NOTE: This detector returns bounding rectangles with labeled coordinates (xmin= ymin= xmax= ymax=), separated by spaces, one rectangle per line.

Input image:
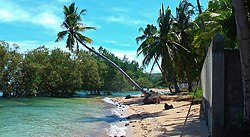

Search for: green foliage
xmin=136 ymin=1 xmax=196 ymax=92
xmin=193 ymin=0 xmax=238 ymax=49
xmin=0 ymin=41 xmax=153 ymax=98
xmin=136 ymin=77 xmax=154 ymax=89
xmin=188 ymin=89 xmax=203 ymax=100
xmin=55 ymin=2 xmax=95 ymax=54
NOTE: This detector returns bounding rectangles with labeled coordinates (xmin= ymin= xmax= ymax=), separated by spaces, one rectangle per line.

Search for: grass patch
xmin=188 ymin=89 xmax=203 ymax=100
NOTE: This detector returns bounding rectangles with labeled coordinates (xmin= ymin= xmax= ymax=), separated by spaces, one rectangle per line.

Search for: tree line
xmin=0 ymin=41 xmax=154 ymax=98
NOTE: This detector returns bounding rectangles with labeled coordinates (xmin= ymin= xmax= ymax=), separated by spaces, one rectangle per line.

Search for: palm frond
xmin=84 ymin=26 xmax=96 ymax=30
xmin=76 ymin=32 xmax=92 ymax=43
xmin=79 ymin=9 xmax=87 ymax=15
xmin=57 ymin=3 xmax=96 ymax=54
xmin=55 ymin=30 xmax=68 ymax=42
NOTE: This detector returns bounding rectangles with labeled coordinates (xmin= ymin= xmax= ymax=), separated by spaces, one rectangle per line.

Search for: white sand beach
xmin=108 ymin=93 xmax=209 ymax=137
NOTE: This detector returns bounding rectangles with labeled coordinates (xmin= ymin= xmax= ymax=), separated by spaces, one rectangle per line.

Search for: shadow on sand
xmin=76 ymin=115 xmax=127 ymax=123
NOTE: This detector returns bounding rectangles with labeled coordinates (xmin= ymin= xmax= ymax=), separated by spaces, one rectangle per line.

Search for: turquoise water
xmin=0 ymin=97 xmax=109 ymax=137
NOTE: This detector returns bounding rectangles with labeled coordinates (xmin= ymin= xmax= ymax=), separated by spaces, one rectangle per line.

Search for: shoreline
xmin=107 ymin=93 xmax=208 ymax=137
xmin=102 ymin=97 xmax=131 ymax=137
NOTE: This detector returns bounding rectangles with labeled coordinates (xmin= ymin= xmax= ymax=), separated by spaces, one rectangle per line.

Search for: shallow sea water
xmin=0 ymin=91 xmax=141 ymax=137
xmin=0 ymin=97 xmax=109 ymax=137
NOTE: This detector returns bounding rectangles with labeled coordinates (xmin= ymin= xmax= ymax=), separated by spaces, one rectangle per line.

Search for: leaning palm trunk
xmin=233 ymin=0 xmax=250 ymax=124
xmin=74 ymin=35 xmax=147 ymax=94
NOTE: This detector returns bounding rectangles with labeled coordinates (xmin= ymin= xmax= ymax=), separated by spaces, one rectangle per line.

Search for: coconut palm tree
xmin=193 ymin=0 xmax=237 ymax=50
xmin=56 ymin=3 xmax=146 ymax=94
xmin=172 ymin=0 xmax=196 ymax=92
xmin=136 ymin=24 xmax=160 ymax=69
xmin=136 ymin=5 xmax=187 ymax=92
xmin=136 ymin=24 xmax=174 ymax=91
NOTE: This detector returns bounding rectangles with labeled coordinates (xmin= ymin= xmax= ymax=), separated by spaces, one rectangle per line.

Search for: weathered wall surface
xmin=201 ymin=34 xmax=243 ymax=137
xmin=224 ymin=50 xmax=243 ymax=128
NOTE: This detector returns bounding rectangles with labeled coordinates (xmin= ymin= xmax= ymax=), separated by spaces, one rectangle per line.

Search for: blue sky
xmin=0 ymin=0 xmax=208 ymax=72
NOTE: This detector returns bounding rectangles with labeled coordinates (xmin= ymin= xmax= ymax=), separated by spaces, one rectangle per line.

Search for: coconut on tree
xmin=55 ymin=3 xmax=147 ymax=94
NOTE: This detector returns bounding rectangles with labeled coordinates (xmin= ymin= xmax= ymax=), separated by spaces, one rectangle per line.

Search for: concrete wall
xmin=201 ymin=33 xmax=225 ymax=137
xmin=201 ymin=34 xmax=243 ymax=136
xmin=224 ymin=50 xmax=243 ymax=128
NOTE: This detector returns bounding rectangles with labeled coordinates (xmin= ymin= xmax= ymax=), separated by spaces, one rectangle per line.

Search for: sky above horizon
xmin=0 ymin=0 xmax=208 ymax=73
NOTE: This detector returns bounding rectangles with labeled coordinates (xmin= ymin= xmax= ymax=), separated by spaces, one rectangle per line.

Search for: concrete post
xmin=211 ymin=33 xmax=224 ymax=137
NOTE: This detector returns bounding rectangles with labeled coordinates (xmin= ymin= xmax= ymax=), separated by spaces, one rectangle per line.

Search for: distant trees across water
xmin=0 ymin=41 xmax=155 ymax=98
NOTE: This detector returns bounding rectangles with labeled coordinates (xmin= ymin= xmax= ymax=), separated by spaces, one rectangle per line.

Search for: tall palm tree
xmin=136 ymin=24 xmax=173 ymax=91
xmin=56 ymin=3 xmax=147 ymax=94
xmin=136 ymin=5 xmax=187 ymax=92
xmin=136 ymin=24 xmax=160 ymax=69
xmin=172 ymin=0 xmax=196 ymax=92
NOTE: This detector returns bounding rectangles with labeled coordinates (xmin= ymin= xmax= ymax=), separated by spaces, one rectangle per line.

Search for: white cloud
xmin=104 ymin=40 xmax=131 ymax=47
xmin=0 ymin=1 xmax=101 ymax=33
xmin=37 ymin=13 xmax=59 ymax=26
xmin=105 ymin=40 xmax=118 ymax=44
xmin=85 ymin=21 xmax=102 ymax=29
xmin=105 ymin=15 xmax=146 ymax=26
xmin=106 ymin=16 xmax=124 ymax=22
xmin=0 ymin=1 xmax=61 ymax=32
xmin=0 ymin=2 xmax=30 ymax=22
xmin=31 ymin=12 xmax=61 ymax=31
xmin=119 ymin=43 xmax=130 ymax=47
xmin=103 ymin=7 xmax=147 ymax=26
xmin=0 ymin=9 xmax=12 ymax=20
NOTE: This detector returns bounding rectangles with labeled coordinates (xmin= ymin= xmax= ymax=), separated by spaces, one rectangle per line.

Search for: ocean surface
xmin=0 ymin=91 xmax=140 ymax=137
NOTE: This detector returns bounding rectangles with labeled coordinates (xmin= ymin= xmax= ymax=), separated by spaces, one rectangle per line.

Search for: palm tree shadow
xmin=127 ymin=110 xmax=168 ymax=120
xmin=156 ymin=116 xmax=209 ymax=137
xmin=76 ymin=110 xmax=167 ymax=124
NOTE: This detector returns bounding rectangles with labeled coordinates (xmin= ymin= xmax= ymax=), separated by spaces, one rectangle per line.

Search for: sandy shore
xmin=110 ymin=94 xmax=209 ymax=137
